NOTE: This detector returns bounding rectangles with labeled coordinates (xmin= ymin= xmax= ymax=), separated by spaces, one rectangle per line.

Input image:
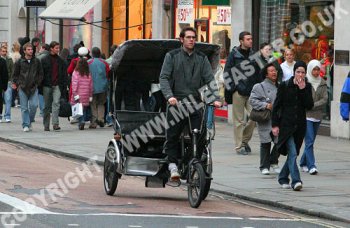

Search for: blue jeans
xmin=78 ymin=106 xmax=89 ymax=125
xmin=278 ymin=136 xmax=302 ymax=188
xmin=18 ymin=88 xmax=38 ymax=128
xmin=4 ymin=83 xmax=13 ymax=120
xmin=206 ymin=105 xmax=214 ymax=129
xmin=38 ymin=94 xmax=45 ymax=117
xmin=300 ymin=120 xmax=320 ymax=169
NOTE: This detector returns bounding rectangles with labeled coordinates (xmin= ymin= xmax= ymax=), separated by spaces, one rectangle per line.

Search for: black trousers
xmin=260 ymin=142 xmax=280 ymax=170
xmin=163 ymin=104 xmax=203 ymax=164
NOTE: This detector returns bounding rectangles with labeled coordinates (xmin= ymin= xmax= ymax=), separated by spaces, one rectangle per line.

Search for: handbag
xmin=72 ymin=102 xmax=83 ymax=119
xmin=249 ymin=84 xmax=271 ymax=122
xmin=59 ymin=98 xmax=72 ymax=118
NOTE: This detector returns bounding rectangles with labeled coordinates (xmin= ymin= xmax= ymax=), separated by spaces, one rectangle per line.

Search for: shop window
xmin=113 ymin=0 xmax=126 ymax=44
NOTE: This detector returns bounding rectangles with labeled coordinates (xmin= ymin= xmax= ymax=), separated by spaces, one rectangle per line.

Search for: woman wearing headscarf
xmin=272 ymin=61 xmax=314 ymax=191
xmin=299 ymin=60 xmax=328 ymax=175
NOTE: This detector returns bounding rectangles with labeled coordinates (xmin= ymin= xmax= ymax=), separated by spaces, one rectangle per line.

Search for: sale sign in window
xmin=177 ymin=0 xmax=194 ymax=24
xmin=217 ymin=6 xmax=231 ymax=25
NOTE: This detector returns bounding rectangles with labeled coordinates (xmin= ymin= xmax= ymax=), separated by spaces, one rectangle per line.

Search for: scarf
xmin=306 ymin=59 xmax=321 ymax=91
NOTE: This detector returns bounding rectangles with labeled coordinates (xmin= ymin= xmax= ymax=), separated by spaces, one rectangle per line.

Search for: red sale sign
xmin=177 ymin=0 xmax=193 ymax=24
xmin=217 ymin=6 xmax=231 ymax=25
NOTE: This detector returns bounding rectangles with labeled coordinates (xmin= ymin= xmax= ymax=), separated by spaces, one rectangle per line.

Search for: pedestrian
xmin=340 ymin=72 xmax=350 ymax=121
xmin=41 ymin=41 xmax=68 ymax=131
xmin=31 ymin=37 xmax=40 ymax=57
xmin=36 ymin=43 xmax=50 ymax=117
xmin=12 ymin=42 xmax=43 ymax=132
xmin=88 ymin=47 xmax=110 ymax=128
xmin=0 ymin=46 xmax=14 ymax=122
xmin=299 ymin=60 xmax=327 ymax=175
xmin=159 ymin=26 xmax=222 ymax=181
xmin=249 ymin=63 xmax=280 ymax=175
xmin=0 ymin=51 xmax=9 ymax=122
xmin=280 ymin=48 xmax=296 ymax=81
xmin=272 ymin=61 xmax=314 ymax=191
xmin=257 ymin=42 xmax=283 ymax=83
xmin=224 ymin=31 xmax=259 ymax=155
xmin=70 ymin=57 xmax=93 ymax=130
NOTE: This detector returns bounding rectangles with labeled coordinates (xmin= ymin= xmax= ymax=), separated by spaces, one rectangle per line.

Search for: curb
xmin=1 ymin=136 xmax=349 ymax=224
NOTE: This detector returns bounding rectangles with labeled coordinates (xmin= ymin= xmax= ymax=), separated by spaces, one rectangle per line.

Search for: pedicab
xmin=103 ymin=39 xmax=220 ymax=208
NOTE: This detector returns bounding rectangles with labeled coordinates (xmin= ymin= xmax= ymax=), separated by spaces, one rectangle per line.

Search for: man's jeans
xmin=300 ymin=120 xmax=321 ymax=169
xmin=278 ymin=136 xmax=302 ymax=188
xmin=43 ymin=86 xmax=61 ymax=127
xmin=18 ymin=88 xmax=38 ymax=128
xmin=4 ymin=82 xmax=13 ymax=120
xmin=38 ymin=94 xmax=45 ymax=117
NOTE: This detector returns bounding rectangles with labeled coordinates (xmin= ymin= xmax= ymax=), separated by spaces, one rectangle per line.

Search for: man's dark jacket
xmin=224 ymin=46 xmax=261 ymax=104
xmin=41 ymin=54 xmax=68 ymax=97
xmin=271 ymin=77 xmax=314 ymax=156
xmin=12 ymin=57 xmax=43 ymax=96
xmin=159 ymin=48 xmax=219 ymax=102
xmin=0 ymin=58 xmax=8 ymax=91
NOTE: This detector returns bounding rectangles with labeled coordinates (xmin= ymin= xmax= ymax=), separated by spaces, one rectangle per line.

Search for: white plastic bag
xmin=72 ymin=103 xmax=83 ymax=119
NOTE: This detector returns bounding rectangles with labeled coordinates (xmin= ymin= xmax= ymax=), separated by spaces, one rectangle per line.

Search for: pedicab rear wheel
xmin=202 ymin=179 xmax=211 ymax=200
xmin=188 ymin=162 xmax=206 ymax=208
xmin=104 ymin=145 xmax=119 ymax=195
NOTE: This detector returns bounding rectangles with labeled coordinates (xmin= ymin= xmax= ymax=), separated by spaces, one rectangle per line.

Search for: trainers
xmin=44 ymin=127 xmax=50 ymax=131
xmin=236 ymin=147 xmax=248 ymax=155
xmin=53 ymin=124 xmax=61 ymax=131
xmin=293 ymin=182 xmax=303 ymax=191
xmin=23 ymin=126 xmax=30 ymax=132
xmin=170 ymin=168 xmax=180 ymax=181
xmin=5 ymin=119 xmax=11 ymax=123
xmin=261 ymin=168 xmax=270 ymax=175
xmin=300 ymin=166 xmax=309 ymax=172
xmin=271 ymin=164 xmax=281 ymax=174
xmin=281 ymin=184 xmax=291 ymax=189
xmin=309 ymin=168 xmax=318 ymax=175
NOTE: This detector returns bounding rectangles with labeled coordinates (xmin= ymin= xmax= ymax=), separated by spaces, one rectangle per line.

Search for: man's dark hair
xmin=91 ymin=47 xmax=101 ymax=58
xmin=179 ymin=27 xmax=197 ymax=38
xmin=239 ymin=31 xmax=251 ymax=41
xmin=110 ymin=44 xmax=118 ymax=55
xmin=259 ymin=42 xmax=270 ymax=50
xmin=31 ymin=37 xmax=40 ymax=44
xmin=49 ymin=41 xmax=60 ymax=49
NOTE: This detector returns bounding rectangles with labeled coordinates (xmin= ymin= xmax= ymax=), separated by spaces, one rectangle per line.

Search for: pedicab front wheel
xmin=187 ymin=162 xmax=206 ymax=208
xmin=104 ymin=145 xmax=119 ymax=195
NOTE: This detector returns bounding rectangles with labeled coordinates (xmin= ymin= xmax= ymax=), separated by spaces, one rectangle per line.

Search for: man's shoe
xmin=309 ymin=168 xmax=318 ymax=175
xmin=281 ymin=183 xmax=291 ymax=189
xmin=170 ymin=168 xmax=180 ymax=181
xmin=23 ymin=126 xmax=30 ymax=132
xmin=89 ymin=124 xmax=97 ymax=129
xmin=44 ymin=126 xmax=50 ymax=131
xmin=243 ymin=143 xmax=251 ymax=153
xmin=236 ymin=147 xmax=248 ymax=155
xmin=5 ymin=119 xmax=11 ymax=123
xmin=271 ymin=164 xmax=281 ymax=174
xmin=300 ymin=166 xmax=309 ymax=172
xmin=53 ymin=125 xmax=61 ymax=131
xmin=79 ymin=124 xmax=85 ymax=130
xmin=261 ymin=168 xmax=270 ymax=175
xmin=98 ymin=121 xmax=105 ymax=128
xmin=293 ymin=182 xmax=303 ymax=191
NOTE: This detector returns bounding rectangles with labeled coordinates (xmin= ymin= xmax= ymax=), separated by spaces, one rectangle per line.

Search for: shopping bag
xmin=72 ymin=103 xmax=83 ymax=119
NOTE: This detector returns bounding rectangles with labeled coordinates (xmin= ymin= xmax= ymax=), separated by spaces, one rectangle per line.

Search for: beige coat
xmin=306 ymin=78 xmax=328 ymax=120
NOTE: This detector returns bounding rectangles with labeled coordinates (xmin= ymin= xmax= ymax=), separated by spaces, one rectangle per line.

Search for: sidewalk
xmin=1 ymin=107 xmax=350 ymax=223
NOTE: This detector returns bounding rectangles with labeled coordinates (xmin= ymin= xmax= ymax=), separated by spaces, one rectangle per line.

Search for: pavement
xmin=1 ymin=107 xmax=350 ymax=223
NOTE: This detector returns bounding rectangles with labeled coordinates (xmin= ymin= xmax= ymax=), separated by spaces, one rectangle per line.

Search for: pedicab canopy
xmin=110 ymin=39 xmax=221 ymax=83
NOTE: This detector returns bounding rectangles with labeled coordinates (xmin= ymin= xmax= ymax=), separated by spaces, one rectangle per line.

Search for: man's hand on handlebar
xmin=213 ymin=101 xmax=222 ymax=108
xmin=168 ymin=97 xmax=178 ymax=106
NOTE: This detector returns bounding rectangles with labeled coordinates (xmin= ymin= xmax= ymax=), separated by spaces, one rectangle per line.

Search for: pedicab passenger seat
xmin=115 ymin=110 xmax=167 ymax=158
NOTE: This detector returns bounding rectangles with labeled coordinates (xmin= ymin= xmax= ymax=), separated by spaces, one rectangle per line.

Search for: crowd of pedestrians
xmin=0 ymin=37 xmax=114 ymax=132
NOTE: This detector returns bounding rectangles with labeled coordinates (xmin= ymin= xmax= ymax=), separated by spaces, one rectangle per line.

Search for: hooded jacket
xmin=340 ymin=73 xmax=350 ymax=121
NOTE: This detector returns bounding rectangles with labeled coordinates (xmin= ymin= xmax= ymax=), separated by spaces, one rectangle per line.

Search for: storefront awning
xmin=39 ymin=0 xmax=100 ymax=20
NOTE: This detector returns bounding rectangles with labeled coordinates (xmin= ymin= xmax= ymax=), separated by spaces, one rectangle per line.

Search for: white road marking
xmin=67 ymin=224 xmax=80 ymax=227
xmin=0 ymin=192 xmax=54 ymax=214
xmin=249 ymin=217 xmax=318 ymax=221
xmin=186 ymin=226 xmax=198 ymax=228
xmin=3 ymin=224 xmax=21 ymax=227
xmin=128 ymin=226 xmax=142 ymax=228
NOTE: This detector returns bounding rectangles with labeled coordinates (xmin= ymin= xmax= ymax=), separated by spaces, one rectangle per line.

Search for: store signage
xmin=39 ymin=0 xmax=99 ymax=20
xmin=202 ymin=0 xmax=230 ymax=6
xmin=177 ymin=0 xmax=193 ymax=24
xmin=335 ymin=50 xmax=349 ymax=66
xmin=217 ymin=6 xmax=231 ymax=25
xmin=25 ymin=0 xmax=46 ymax=7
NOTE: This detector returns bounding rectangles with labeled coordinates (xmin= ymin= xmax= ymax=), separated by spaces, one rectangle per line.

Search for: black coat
xmin=0 ymin=58 xmax=8 ymax=91
xmin=271 ymin=77 xmax=314 ymax=156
